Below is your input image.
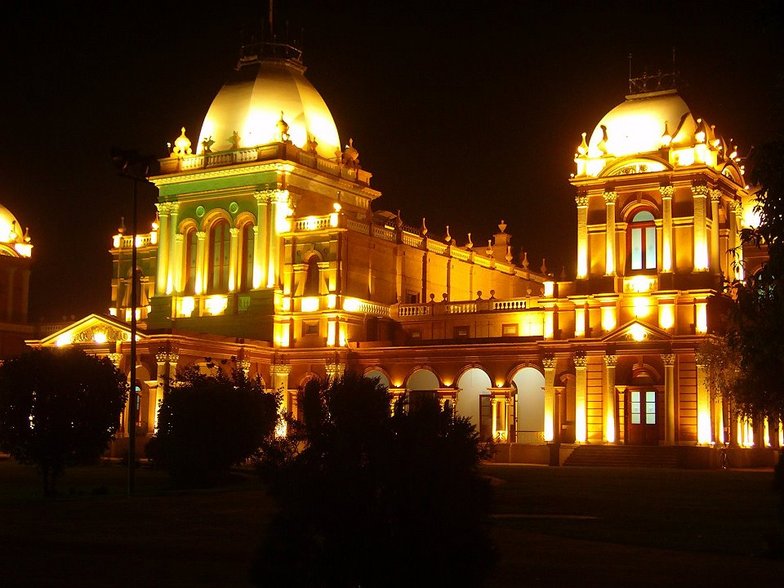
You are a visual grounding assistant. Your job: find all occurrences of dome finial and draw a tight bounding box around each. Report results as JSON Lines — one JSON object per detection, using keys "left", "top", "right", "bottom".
{"left": 577, "top": 132, "right": 588, "bottom": 156}
{"left": 660, "top": 121, "right": 672, "bottom": 148}
{"left": 597, "top": 125, "right": 609, "bottom": 155}
{"left": 277, "top": 111, "right": 290, "bottom": 142}
{"left": 171, "top": 127, "right": 192, "bottom": 158}
{"left": 445, "top": 225, "right": 451, "bottom": 244}
{"left": 228, "top": 131, "right": 241, "bottom": 150}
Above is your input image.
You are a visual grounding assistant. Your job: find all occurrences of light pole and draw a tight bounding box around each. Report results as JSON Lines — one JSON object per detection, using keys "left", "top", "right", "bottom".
{"left": 111, "top": 148, "right": 153, "bottom": 495}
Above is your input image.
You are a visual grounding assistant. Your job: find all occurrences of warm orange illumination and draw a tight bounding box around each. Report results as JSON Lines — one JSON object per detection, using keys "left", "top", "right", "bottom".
{"left": 543, "top": 281, "right": 555, "bottom": 297}
{"left": 632, "top": 296, "right": 651, "bottom": 318}
{"left": 178, "top": 296, "right": 195, "bottom": 318}
{"left": 695, "top": 302, "right": 708, "bottom": 334}
{"left": 301, "top": 296, "right": 319, "bottom": 312}
{"left": 93, "top": 331, "right": 107, "bottom": 344}
{"left": 629, "top": 323, "right": 647, "bottom": 342}
{"left": 601, "top": 306, "right": 616, "bottom": 332}
{"left": 659, "top": 303, "right": 675, "bottom": 330}
{"left": 205, "top": 295, "right": 228, "bottom": 316}
{"left": 574, "top": 308, "right": 585, "bottom": 337}
{"left": 342, "top": 297, "right": 361, "bottom": 312}
{"left": 55, "top": 333, "right": 72, "bottom": 347}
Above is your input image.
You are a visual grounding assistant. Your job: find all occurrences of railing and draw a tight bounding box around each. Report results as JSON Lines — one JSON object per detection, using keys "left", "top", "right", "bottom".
{"left": 294, "top": 216, "right": 332, "bottom": 232}
{"left": 398, "top": 304, "right": 432, "bottom": 317}
{"left": 493, "top": 299, "right": 528, "bottom": 311}
{"left": 395, "top": 296, "right": 539, "bottom": 319}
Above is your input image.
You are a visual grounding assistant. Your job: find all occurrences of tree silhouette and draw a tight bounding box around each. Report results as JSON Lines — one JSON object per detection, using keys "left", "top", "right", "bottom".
{"left": 146, "top": 362, "right": 279, "bottom": 487}
{"left": 0, "top": 348, "right": 127, "bottom": 497}
{"left": 252, "top": 372, "right": 495, "bottom": 587}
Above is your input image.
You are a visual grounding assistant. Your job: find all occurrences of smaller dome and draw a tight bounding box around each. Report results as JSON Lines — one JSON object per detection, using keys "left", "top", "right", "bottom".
{"left": 0, "top": 203, "right": 22, "bottom": 244}
{"left": 588, "top": 90, "right": 700, "bottom": 158}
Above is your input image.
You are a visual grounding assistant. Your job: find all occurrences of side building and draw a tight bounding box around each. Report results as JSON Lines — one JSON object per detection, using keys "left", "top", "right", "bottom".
{"left": 28, "top": 43, "right": 774, "bottom": 465}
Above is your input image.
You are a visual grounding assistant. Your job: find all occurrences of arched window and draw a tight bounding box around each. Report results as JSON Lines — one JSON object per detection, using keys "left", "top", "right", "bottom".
{"left": 628, "top": 210, "right": 656, "bottom": 271}
{"left": 303, "top": 255, "right": 320, "bottom": 296}
{"left": 239, "top": 222, "right": 254, "bottom": 292}
{"left": 209, "top": 219, "right": 230, "bottom": 292}
{"left": 183, "top": 228, "right": 198, "bottom": 294}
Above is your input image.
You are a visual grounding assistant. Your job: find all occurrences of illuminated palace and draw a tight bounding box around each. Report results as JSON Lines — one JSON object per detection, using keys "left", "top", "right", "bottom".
{"left": 29, "top": 42, "right": 775, "bottom": 464}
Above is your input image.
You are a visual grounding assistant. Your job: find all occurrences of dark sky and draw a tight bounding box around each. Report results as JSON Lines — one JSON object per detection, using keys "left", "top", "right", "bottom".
{"left": 1, "top": 1, "right": 781, "bottom": 321}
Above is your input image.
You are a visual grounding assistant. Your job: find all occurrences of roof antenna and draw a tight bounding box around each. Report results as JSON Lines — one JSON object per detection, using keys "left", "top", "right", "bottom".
{"left": 628, "top": 53, "right": 633, "bottom": 94}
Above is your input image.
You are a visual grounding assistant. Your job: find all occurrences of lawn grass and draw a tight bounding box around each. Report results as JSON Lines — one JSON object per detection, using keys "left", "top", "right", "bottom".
{"left": 1, "top": 458, "right": 783, "bottom": 586}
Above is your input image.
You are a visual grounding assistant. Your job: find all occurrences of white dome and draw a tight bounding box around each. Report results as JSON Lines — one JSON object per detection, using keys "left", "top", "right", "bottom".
{"left": 588, "top": 90, "right": 700, "bottom": 158}
{"left": 197, "top": 57, "right": 341, "bottom": 160}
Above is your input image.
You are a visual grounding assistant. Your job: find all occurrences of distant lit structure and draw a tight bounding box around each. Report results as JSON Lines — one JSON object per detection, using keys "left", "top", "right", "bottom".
{"left": 0, "top": 203, "right": 33, "bottom": 357}
{"left": 27, "top": 44, "right": 777, "bottom": 463}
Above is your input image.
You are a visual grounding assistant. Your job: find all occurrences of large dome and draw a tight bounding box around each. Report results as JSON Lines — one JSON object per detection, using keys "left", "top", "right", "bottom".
{"left": 0, "top": 203, "right": 22, "bottom": 244}
{"left": 197, "top": 57, "right": 341, "bottom": 160}
{"left": 587, "top": 89, "right": 700, "bottom": 158}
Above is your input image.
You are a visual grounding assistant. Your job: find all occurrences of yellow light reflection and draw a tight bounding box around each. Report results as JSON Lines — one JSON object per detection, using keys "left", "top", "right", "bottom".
{"left": 301, "top": 296, "right": 319, "bottom": 312}
{"left": 601, "top": 306, "right": 616, "bottom": 332}
{"left": 659, "top": 303, "right": 674, "bottom": 330}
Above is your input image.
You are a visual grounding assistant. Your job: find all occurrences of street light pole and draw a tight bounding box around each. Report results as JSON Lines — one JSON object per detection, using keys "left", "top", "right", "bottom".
{"left": 111, "top": 148, "right": 153, "bottom": 496}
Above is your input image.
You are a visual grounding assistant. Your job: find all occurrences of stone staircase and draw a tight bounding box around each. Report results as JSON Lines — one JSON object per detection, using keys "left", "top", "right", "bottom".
{"left": 563, "top": 444, "right": 680, "bottom": 468}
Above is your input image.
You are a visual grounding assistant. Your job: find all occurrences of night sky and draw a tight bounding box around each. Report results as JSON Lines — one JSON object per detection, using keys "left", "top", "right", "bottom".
{"left": 1, "top": 1, "right": 781, "bottom": 322}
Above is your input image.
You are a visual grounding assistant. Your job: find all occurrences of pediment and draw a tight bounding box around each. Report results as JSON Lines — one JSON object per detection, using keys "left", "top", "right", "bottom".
{"left": 33, "top": 314, "right": 146, "bottom": 347}
{"left": 601, "top": 319, "right": 672, "bottom": 343}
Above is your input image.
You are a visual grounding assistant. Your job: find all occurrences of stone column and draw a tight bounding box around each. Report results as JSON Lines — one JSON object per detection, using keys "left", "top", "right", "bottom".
{"left": 253, "top": 191, "right": 271, "bottom": 290}
{"left": 661, "top": 353, "right": 676, "bottom": 445}
{"left": 728, "top": 200, "right": 740, "bottom": 281}
{"left": 603, "top": 354, "right": 617, "bottom": 444}
{"left": 692, "top": 184, "right": 709, "bottom": 271}
{"left": 710, "top": 189, "right": 721, "bottom": 274}
{"left": 576, "top": 194, "right": 589, "bottom": 279}
{"left": 270, "top": 363, "right": 293, "bottom": 435}
{"left": 659, "top": 185, "right": 674, "bottom": 272}
{"left": 155, "top": 203, "right": 170, "bottom": 295}
{"left": 172, "top": 234, "right": 184, "bottom": 293}
{"left": 167, "top": 203, "right": 179, "bottom": 295}
{"left": 696, "top": 362, "right": 711, "bottom": 445}
{"left": 195, "top": 231, "right": 206, "bottom": 295}
{"left": 603, "top": 191, "right": 618, "bottom": 276}
{"left": 574, "top": 353, "right": 588, "bottom": 443}
{"left": 542, "top": 356, "right": 557, "bottom": 442}
{"left": 228, "top": 227, "right": 239, "bottom": 292}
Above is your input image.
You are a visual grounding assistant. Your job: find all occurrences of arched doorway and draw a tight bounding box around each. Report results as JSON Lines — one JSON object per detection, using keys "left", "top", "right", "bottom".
{"left": 512, "top": 367, "right": 545, "bottom": 444}
{"left": 364, "top": 368, "right": 390, "bottom": 390}
{"left": 406, "top": 368, "right": 440, "bottom": 412}
{"left": 456, "top": 368, "right": 492, "bottom": 441}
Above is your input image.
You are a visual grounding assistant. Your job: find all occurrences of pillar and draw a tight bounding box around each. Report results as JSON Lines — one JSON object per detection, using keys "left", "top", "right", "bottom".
{"left": 155, "top": 202, "right": 170, "bottom": 295}
{"left": 603, "top": 191, "right": 618, "bottom": 276}
{"left": 576, "top": 194, "right": 589, "bottom": 279}
{"left": 710, "top": 189, "right": 721, "bottom": 274}
{"left": 574, "top": 353, "right": 588, "bottom": 443}
{"left": 194, "top": 231, "right": 206, "bottom": 295}
{"left": 172, "top": 234, "right": 184, "bottom": 293}
{"left": 490, "top": 388, "right": 512, "bottom": 442}
{"left": 253, "top": 191, "right": 271, "bottom": 289}
{"left": 167, "top": 203, "right": 179, "bottom": 294}
{"left": 728, "top": 200, "right": 739, "bottom": 281}
{"left": 603, "top": 354, "right": 617, "bottom": 443}
{"left": 228, "top": 227, "right": 239, "bottom": 292}
{"left": 270, "top": 363, "right": 292, "bottom": 435}
{"left": 542, "top": 356, "right": 557, "bottom": 442}
{"left": 659, "top": 185, "right": 674, "bottom": 272}
{"left": 661, "top": 353, "right": 676, "bottom": 445}
{"left": 696, "top": 362, "right": 712, "bottom": 444}
{"left": 692, "top": 184, "right": 709, "bottom": 271}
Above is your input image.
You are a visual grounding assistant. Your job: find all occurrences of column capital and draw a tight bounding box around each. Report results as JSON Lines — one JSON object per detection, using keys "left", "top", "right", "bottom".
{"left": 603, "top": 354, "right": 618, "bottom": 367}
{"left": 661, "top": 353, "right": 676, "bottom": 366}
{"left": 691, "top": 183, "right": 709, "bottom": 197}
{"left": 603, "top": 190, "right": 618, "bottom": 204}
{"left": 325, "top": 362, "right": 346, "bottom": 380}
{"left": 270, "top": 363, "right": 292, "bottom": 376}
{"left": 573, "top": 352, "right": 587, "bottom": 368}
{"left": 542, "top": 355, "right": 557, "bottom": 369}
{"left": 709, "top": 189, "right": 722, "bottom": 202}
{"left": 230, "top": 227, "right": 240, "bottom": 236}
{"left": 659, "top": 184, "right": 674, "bottom": 199}
{"left": 575, "top": 194, "right": 589, "bottom": 208}
{"left": 254, "top": 189, "right": 276, "bottom": 204}
{"left": 196, "top": 231, "right": 206, "bottom": 241}
{"left": 107, "top": 353, "right": 122, "bottom": 368}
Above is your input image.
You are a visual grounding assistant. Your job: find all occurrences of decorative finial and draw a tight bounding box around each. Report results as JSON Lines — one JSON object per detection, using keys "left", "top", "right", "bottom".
{"left": 118, "top": 216, "right": 126, "bottom": 235}
{"left": 521, "top": 251, "right": 529, "bottom": 270}
{"left": 277, "top": 112, "right": 290, "bottom": 142}
{"left": 421, "top": 218, "right": 428, "bottom": 237}
{"left": 171, "top": 127, "right": 192, "bottom": 158}
{"left": 505, "top": 245, "right": 513, "bottom": 263}
{"left": 201, "top": 136, "right": 215, "bottom": 154}
{"left": 498, "top": 220, "right": 507, "bottom": 233}
{"left": 342, "top": 138, "right": 360, "bottom": 168}
{"left": 540, "top": 258, "right": 548, "bottom": 274}
{"left": 445, "top": 225, "right": 451, "bottom": 243}
{"left": 307, "top": 134, "right": 318, "bottom": 154}
{"left": 577, "top": 132, "right": 588, "bottom": 156}
{"left": 486, "top": 240, "right": 493, "bottom": 256}
{"left": 597, "top": 125, "right": 609, "bottom": 155}
{"left": 395, "top": 210, "right": 403, "bottom": 230}
{"left": 228, "top": 131, "right": 241, "bottom": 150}
{"left": 660, "top": 121, "right": 672, "bottom": 148}
{"left": 23, "top": 227, "right": 31, "bottom": 243}
{"left": 466, "top": 232, "right": 473, "bottom": 250}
